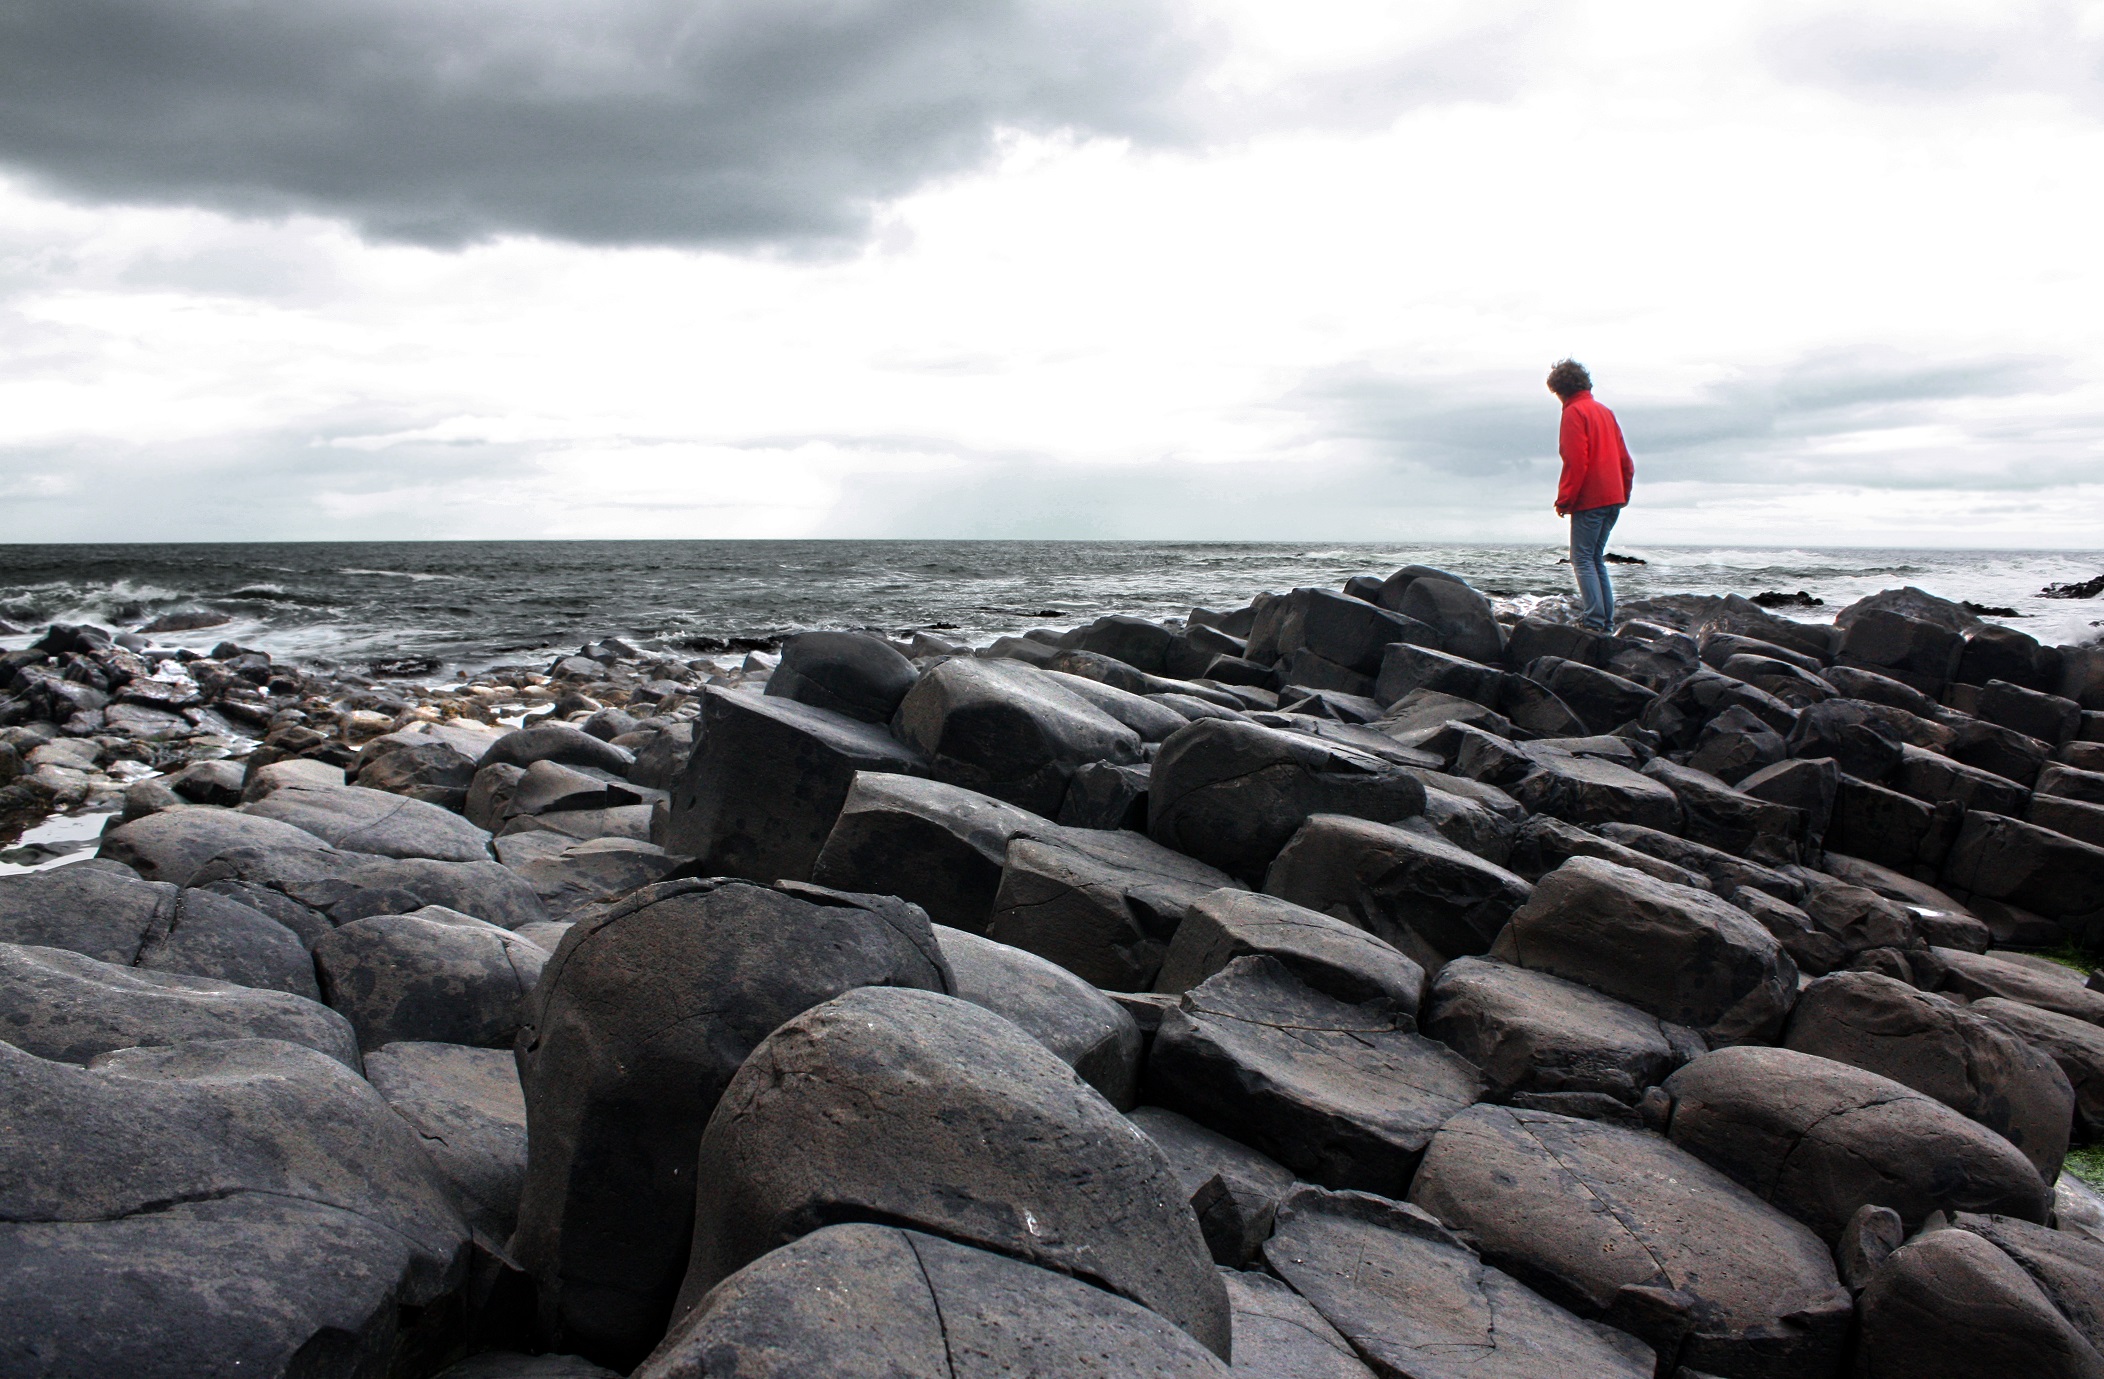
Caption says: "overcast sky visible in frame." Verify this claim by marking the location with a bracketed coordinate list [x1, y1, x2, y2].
[0, 0, 2098, 546]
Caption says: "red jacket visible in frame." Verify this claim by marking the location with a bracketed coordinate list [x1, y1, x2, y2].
[1556, 391, 1634, 513]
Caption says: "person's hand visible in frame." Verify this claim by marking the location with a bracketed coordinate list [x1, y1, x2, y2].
[1554, 506, 1568, 517]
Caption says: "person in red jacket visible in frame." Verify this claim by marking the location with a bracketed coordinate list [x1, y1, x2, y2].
[1548, 358, 1634, 631]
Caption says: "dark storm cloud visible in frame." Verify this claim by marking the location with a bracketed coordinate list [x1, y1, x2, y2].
[1295, 349, 2084, 489]
[0, 0, 1218, 247]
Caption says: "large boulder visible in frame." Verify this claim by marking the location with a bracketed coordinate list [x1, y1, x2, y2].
[1505, 814, 1713, 889]
[1422, 956, 1702, 1108]
[354, 737, 480, 810]
[1663, 1045, 2053, 1238]
[363, 1040, 528, 1248]
[764, 630, 918, 723]
[1148, 718, 1427, 884]
[1853, 1223, 2104, 1379]
[1154, 887, 1425, 1014]
[1524, 657, 1658, 733]
[1043, 667, 1193, 741]
[1591, 821, 1805, 902]
[1275, 586, 1433, 676]
[1491, 857, 1797, 1045]
[312, 906, 547, 1052]
[0, 860, 319, 998]
[1506, 751, 1683, 832]
[639, 1224, 1232, 1379]
[1838, 609, 1964, 694]
[678, 985, 1229, 1358]
[1827, 775, 1965, 872]
[663, 686, 929, 882]
[1896, 741, 2031, 815]
[1408, 1103, 1853, 1378]
[1784, 970, 2073, 1180]
[892, 657, 1143, 816]
[1065, 613, 1180, 676]
[1640, 756, 1803, 862]
[1129, 1106, 1297, 1267]
[512, 878, 953, 1367]
[813, 772, 1045, 929]
[985, 829, 1243, 990]
[1261, 1185, 1653, 1379]
[0, 1037, 469, 1379]
[496, 833, 678, 918]
[1686, 702, 1788, 783]
[1943, 811, 2104, 927]
[0, 941, 356, 1069]
[1263, 813, 1533, 971]
[1372, 644, 1503, 708]
[1642, 668, 1797, 747]
[242, 782, 494, 861]
[936, 924, 1141, 1107]
[1396, 576, 1503, 665]
[1147, 956, 1483, 1196]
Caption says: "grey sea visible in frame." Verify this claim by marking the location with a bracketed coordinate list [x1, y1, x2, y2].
[3, 540, 2103, 676]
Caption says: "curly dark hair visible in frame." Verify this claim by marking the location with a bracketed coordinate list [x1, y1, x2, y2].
[1546, 359, 1592, 398]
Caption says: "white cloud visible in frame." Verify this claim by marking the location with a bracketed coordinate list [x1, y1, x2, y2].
[0, 0, 2099, 544]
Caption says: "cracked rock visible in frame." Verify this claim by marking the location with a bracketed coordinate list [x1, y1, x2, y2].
[1663, 1045, 2053, 1240]
[1154, 887, 1426, 1015]
[0, 940, 356, 1069]
[640, 1223, 1232, 1379]
[1262, 1185, 1653, 1379]
[242, 781, 495, 862]
[1129, 1105, 1297, 1267]
[364, 1040, 528, 1252]
[1854, 1223, 2104, 1379]
[1409, 1103, 1853, 1379]
[0, 1037, 470, 1379]
[1219, 1267, 1373, 1379]
[1783, 970, 2073, 1181]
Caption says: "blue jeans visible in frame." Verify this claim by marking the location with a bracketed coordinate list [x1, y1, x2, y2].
[1569, 504, 1622, 631]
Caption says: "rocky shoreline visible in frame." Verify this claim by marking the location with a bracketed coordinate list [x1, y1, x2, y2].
[5, 567, 2104, 1376]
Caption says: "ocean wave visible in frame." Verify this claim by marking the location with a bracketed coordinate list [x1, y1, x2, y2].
[337, 568, 459, 582]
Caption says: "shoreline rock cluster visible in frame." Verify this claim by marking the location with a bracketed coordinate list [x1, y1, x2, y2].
[7, 571, 2104, 1376]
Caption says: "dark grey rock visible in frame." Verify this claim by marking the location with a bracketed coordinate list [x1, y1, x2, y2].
[364, 1040, 528, 1249]
[512, 878, 952, 1367]
[1663, 1045, 2053, 1239]
[1942, 810, 2104, 923]
[1784, 971, 2072, 1180]
[1397, 577, 1503, 666]
[1408, 1103, 1853, 1379]
[986, 829, 1241, 990]
[813, 772, 1047, 930]
[1641, 668, 1798, 747]
[1496, 672, 1590, 737]
[1373, 644, 1502, 708]
[1947, 716, 2054, 785]
[1895, 742, 2031, 815]
[936, 924, 1141, 1108]
[1155, 886, 1425, 1014]
[1835, 1203, 1905, 1291]
[433, 1355, 618, 1379]
[893, 657, 1142, 816]
[239, 782, 494, 861]
[99, 804, 340, 885]
[1264, 813, 1533, 972]
[625, 721, 694, 791]
[665, 686, 929, 882]
[1262, 1185, 1652, 1379]
[1643, 757, 1803, 862]
[354, 738, 479, 810]
[0, 1037, 469, 1379]
[1147, 956, 1483, 1196]
[1686, 703, 1788, 784]
[467, 761, 529, 831]
[497, 834, 678, 918]
[1827, 774, 1964, 873]
[2032, 794, 2104, 850]
[765, 630, 919, 724]
[1718, 652, 1837, 708]
[1276, 586, 1434, 677]
[0, 860, 320, 998]
[1981, 679, 2084, 746]
[1837, 609, 1964, 695]
[1219, 1268, 1372, 1379]
[1148, 718, 1427, 885]
[1066, 613, 1180, 677]
[1508, 751, 1684, 831]
[510, 759, 641, 816]
[1505, 814, 1713, 889]
[1129, 1105, 1296, 1266]
[1423, 956, 1700, 1104]
[678, 985, 1229, 1358]
[1490, 857, 1796, 1046]
[1524, 656, 1658, 733]
[1738, 756, 1839, 843]
[0, 940, 356, 1068]
[312, 906, 546, 1051]
[1042, 667, 1192, 741]
[1591, 821, 1806, 901]
[641, 1224, 1232, 1379]
[1057, 758, 1151, 830]
[1731, 887, 1847, 975]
